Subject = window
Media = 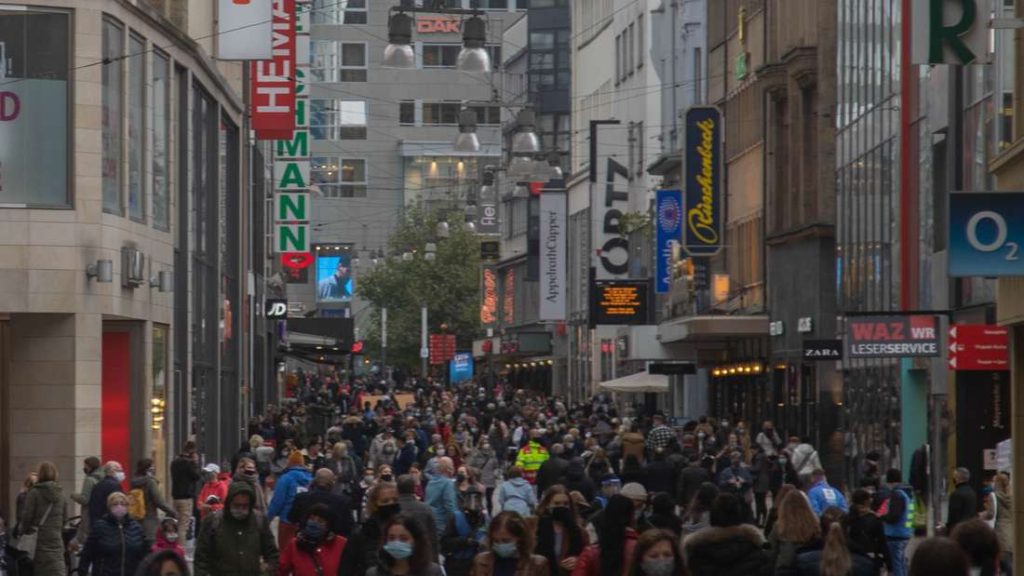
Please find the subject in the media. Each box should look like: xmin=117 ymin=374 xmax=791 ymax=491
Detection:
xmin=422 ymin=44 xmax=501 ymax=68
xmin=626 ymin=24 xmax=634 ymax=77
xmin=529 ymin=30 xmax=569 ymax=92
xmin=636 ymin=15 xmax=644 ymax=68
xmin=341 ymin=43 xmax=367 ymax=81
xmin=152 ymin=51 xmax=170 ymax=230
xmin=694 ymin=47 xmax=702 ymax=103
xmin=102 ymin=18 xmax=124 ymax=215
xmin=311 ymin=99 xmax=367 ymax=140
xmin=525 ymin=0 xmax=569 ymax=6
xmin=614 ymin=33 xmax=621 ymax=84
xmin=470 ymin=0 xmax=509 ymax=9
xmin=422 ymin=102 xmax=461 ymax=125
xmin=312 ymin=157 xmax=367 ymax=197
xmin=312 ymin=0 xmax=366 ymax=24
xmin=538 ymin=113 xmax=570 ymax=152
xmin=400 ymin=101 xmax=415 ymax=125
xmin=128 ymin=34 xmax=145 ymax=221
xmin=470 ymin=105 xmax=501 ymax=125
xmin=311 ymin=41 xmax=367 ymax=82
xmin=0 ymin=9 xmax=70 ymax=207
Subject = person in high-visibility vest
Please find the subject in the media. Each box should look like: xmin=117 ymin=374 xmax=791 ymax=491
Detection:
xmin=879 ymin=468 xmax=914 ymax=576
xmin=515 ymin=430 xmax=549 ymax=485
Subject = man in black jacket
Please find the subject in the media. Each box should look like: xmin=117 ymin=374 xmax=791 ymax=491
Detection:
xmin=676 ymin=456 xmax=712 ymax=510
xmin=287 ymin=468 xmax=354 ymax=537
xmin=170 ymin=441 xmax=201 ymax=543
xmin=946 ymin=467 xmax=977 ymax=534
xmin=87 ymin=461 xmax=125 ymax=529
xmin=535 ymin=443 xmax=569 ymax=495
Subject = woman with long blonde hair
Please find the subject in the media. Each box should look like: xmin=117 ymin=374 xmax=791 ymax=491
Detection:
xmin=768 ymin=491 xmax=822 ymax=575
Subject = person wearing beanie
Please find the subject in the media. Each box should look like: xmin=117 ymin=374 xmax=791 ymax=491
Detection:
xmin=621 ymin=483 xmax=654 ymax=532
xmin=269 ymin=448 xmax=313 ymax=550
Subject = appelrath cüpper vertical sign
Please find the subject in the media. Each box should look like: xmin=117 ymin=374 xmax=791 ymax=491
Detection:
xmin=539 ymin=189 xmax=566 ymax=320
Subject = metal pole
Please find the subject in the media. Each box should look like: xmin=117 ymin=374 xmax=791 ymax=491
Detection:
xmin=421 ymin=305 xmax=428 ymax=379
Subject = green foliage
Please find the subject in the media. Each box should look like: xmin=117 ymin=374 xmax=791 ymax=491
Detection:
xmin=357 ymin=206 xmax=481 ymax=370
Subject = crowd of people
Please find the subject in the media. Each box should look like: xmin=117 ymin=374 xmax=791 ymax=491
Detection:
xmin=0 ymin=373 xmax=1015 ymax=576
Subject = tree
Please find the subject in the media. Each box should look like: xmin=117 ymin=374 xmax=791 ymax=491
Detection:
xmin=357 ymin=207 xmax=481 ymax=371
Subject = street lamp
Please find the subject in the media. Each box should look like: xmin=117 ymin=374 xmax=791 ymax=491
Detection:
xmin=511 ymin=109 xmax=541 ymax=155
xmin=454 ymin=109 xmax=481 ymax=153
xmin=457 ymin=15 xmax=491 ymax=72
xmin=383 ymin=12 xmax=415 ymax=69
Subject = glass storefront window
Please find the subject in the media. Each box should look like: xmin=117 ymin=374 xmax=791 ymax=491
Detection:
xmin=403 ymin=156 xmax=480 ymax=207
xmin=152 ymin=52 xmax=170 ymax=230
xmin=128 ymin=34 xmax=145 ymax=222
xmin=103 ymin=18 xmax=124 ymax=214
xmin=0 ymin=9 xmax=70 ymax=207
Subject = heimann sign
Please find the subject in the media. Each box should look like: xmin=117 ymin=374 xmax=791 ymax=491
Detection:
xmin=252 ymin=0 xmax=296 ymax=138
xmin=846 ymin=315 xmax=941 ymax=358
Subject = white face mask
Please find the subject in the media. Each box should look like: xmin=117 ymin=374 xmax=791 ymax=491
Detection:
xmin=114 ymin=471 xmax=126 ymax=482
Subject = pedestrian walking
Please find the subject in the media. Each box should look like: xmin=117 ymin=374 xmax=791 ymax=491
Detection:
xmin=18 ymin=461 xmax=67 ymax=576
xmin=368 ymin=515 xmax=445 ymax=576
xmin=949 ymin=518 xmax=1011 ymax=576
xmin=287 ymin=468 xmax=355 ymax=538
xmin=136 ymin=549 xmax=191 ymax=576
xmin=515 ymin=430 xmax=550 ymax=485
xmin=268 ymin=450 xmax=313 ymax=550
xmin=78 ymin=491 xmax=146 ymax=576
xmin=807 ymin=469 xmax=848 ymax=516
xmin=683 ymin=493 xmax=771 ymax=576
xmin=169 ymin=441 xmax=201 ymax=544
xmin=340 ymin=481 xmax=401 ymax=575
xmin=397 ymin=474 xmax=440 ymax=556
xmin=846 ymin=489 xmax=890 ymax=573
xmin=152 ymin=517 xmax=186 ymax=559
xmin=233 ymin=457 xmax=268 ymax=513
xmin=789 ymin=438 xmax=823 ymax=487
xmin=70 ymin=456 xmax=103 ymax=546
xmin=875 ymin=469 xmax=914 ymax=576
xmin=768 ymin=489 xmax=823 ymax=575
xmin=193 ymin=480 xmax=278 ymax=576
xmin=496 ymin=466 xmax=536 ymax=517
xmin=629 ymin=529 xmax=687 ymax=576
xmin=794 ymin=507 xmax=877 ymax=576
xmin=277 ymin=503 xmax=348 ymax=576
xmin=441 ymin=488 xmax=489 ymax=576
xmin=908 ymin=537 xmax=970 ymax=576
xmin=469 ymin=511 xmax=550 ymax=576
xmin=946 ymin=467 xmax=977 ymax=535
xmin=197 ymin=463 xmax=229 ymax=521
xmin=534 ymin=485 xmax=588 ymax=576
xmin=425 ymin=457 xmax=459 ymax=539
xmin=129 ymin=458 xmax=178 ymax=549
xmin=572 ymin=495 xmax=637 ymax=576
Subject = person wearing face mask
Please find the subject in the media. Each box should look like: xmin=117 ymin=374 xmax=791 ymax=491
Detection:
xmin=277 ymin=504 xmax=348 ymax=576
xmin=194 ymin=479 xmax=278 ymax=576
xmin=629 ymin=530 xmax=687 ymax=576
xmin=79 ymin=491 xmax=147 ymax=576
xmin=197 ymin=464 xmax=230 ymax=521
xmin=441 ymin=488 xmax=490 ymax=576
xmin=470 ymin=511 xmax=549 ymax=576
xmin=71 ymin=456 xmax=104 ymax=549
xmin=572 ymin=495 xmax=637 ymax=576
xmin=232 ymin=457 xmax=268 ymax=513
xmin=341 ymin=481 xmax=402 ymax=575
xmin=87 ymin=461 xmax=127 ymax=536
xmin=368 ymin=516 xmax=444 ymax=576
xmin=456 ymin=467 xmax=486 ymax=506
xmin=288 ymin=468 xmax=355 ymax=538
xmin=152 ymin=517 xmax=186 ymax=558
xmin=466 ymin=438 xmax=499 ymax=511
xmin=534 ymin=486 xmax=588 ymax=576
xmin=128 ymin=458 xmax=178 ymax=549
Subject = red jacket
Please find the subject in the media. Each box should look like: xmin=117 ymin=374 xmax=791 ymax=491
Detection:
xmin=571 ymin=529 xmax=638 ymax=576
xmin=197 ymin=474 xmax=230 ymax=519
xmin=277 ymin=534 xmax=347 ymax=576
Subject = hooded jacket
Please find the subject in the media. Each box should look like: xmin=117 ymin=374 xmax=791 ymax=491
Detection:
xmin=20 ymin=480 xmax=68 ymax=575
xmin=683 ymin=524 xmax=772 ymax=576
xmin=129 ymin=474 xmax=177 ymax=540
xmin=78 ymin=511 xmax=147 ymax=576
xmin=194 ymin=480 xmax=279 ymax=576
xmin=268 ymin=465 xmax=313 ymax=523
xmin=498 ymin=477 xmax=537 ymax=517
xmin=232 ymin=469 xmax=268 ymax=512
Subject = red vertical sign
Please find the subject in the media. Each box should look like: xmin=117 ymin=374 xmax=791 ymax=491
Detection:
xmin=252 ymin=0 xmax=296 ymax=139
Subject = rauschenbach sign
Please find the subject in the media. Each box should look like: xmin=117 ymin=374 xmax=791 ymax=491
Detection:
xmin=683 ymin=107 xmax=722 ymax=257
xmin=845 ymin=315 xmax=942 ymax=359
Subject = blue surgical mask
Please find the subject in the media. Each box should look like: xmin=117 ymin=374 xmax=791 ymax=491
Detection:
xmin=642 ymin=558 xmax=675 ymax=576
xmin=384 ymin=540 xmax=414 ymax=560
xmin=493 ymin=542 xmax=519 ymax=558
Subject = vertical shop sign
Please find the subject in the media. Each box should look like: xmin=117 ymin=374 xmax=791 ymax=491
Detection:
xmin=252 ymin=0 xmax=296 ymax=137
xmin=540 ymin=189 xmax=567 ymax=320
xmin=655 ymin=189 xmax=683 ymax=293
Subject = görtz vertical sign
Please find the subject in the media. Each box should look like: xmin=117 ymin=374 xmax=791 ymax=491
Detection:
xmin=252 ymin=0 xmax=297 ymax=139
xmin=683 ymin=106 xmax=722 ymax=257
xmin=272 ymin=0 xmax=311 ymax=256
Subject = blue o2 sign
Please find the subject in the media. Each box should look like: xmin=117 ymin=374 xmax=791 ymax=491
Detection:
xmin=949 ymin=192 xmax=1024 ymax=277
xmin=683 ymin=106 xmax=722 ymax=257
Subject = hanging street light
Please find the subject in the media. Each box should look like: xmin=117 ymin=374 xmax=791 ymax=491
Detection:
xmin=511 ymin=109 xmax=541 ymax=155
xmin=457 ymin=15 xmax=490 ymax=72
xmin=454 ymin=109 xmax=481 ymax=152
xmin=383 ymin=12 xmax=415 ymax=69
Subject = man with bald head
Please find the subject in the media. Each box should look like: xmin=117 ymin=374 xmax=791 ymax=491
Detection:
xmin=87 ymin=461 xmax=125 ymax=530
xmin=288 ymin=467 xmax=354 ymax=537
xmin=425 ymin=456 xmax=458 ymax=539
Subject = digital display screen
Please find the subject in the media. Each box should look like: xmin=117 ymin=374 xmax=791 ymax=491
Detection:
xmin=315 ymin=248 xmax=354 ymax=302
xmin=590 ymin=281 xmax=649 ymax=326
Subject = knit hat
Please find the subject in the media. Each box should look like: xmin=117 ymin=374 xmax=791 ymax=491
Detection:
xmin=621 ymin=482 xmax=647 ymax=500
xmin=287 ymin=451 xmax=306 ymax=468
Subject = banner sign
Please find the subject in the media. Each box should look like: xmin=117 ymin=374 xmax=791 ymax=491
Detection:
xmin=217 ymin=0 xmax=273 ymax=60
xmin=429 ymin=334 xmax=457 ymax=365
xmin=911 ymin=0 xmax=990 ymax=65
xmin=252 ymin=0 xmax=296 ymax=137
xmin=590 ymin=121 xmax=631 ymax=280
xmin=803 ymin=339 xmax=843 ymax=361
xmin=846 ymin=315 xmax=941 ymax=358
xmin=683 ymin=106 xmax=723 ymax=257
xmin=948 ymin=192 xmax=1024 ymax=277
xmin=449 ymin=352 xmax=474 ymax=383
xmin=948 ymin=324 xmax=1009 ymax=371
xmin=656 ymin=189 xmax=683 ymax=293
xmin=480 ymin=266 xmax=498 ymax=328
xmin=590 ymin=280 xmax=649 ymax=326
xmin=540 ymin=190 xmax=567 ymax=320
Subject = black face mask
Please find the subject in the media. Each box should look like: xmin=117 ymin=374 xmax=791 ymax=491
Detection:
xmin=550 ymin=506 xmax=573 ymax=524
xmin=377 ymin=503 xmax=401 ymax=521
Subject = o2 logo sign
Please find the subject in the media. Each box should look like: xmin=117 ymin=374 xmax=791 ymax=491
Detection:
xmin=949 ymin=192 xmax=1024 ymax=277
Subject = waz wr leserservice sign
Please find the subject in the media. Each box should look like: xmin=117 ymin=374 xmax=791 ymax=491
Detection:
xmin=683 ymin=107 xmax=722 ymax=257
xmin=845 ymin=315 xmax=941 ymax=359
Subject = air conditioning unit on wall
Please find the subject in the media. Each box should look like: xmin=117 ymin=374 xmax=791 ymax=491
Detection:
xmin=121 ymin=247 xmax=146 ymax=288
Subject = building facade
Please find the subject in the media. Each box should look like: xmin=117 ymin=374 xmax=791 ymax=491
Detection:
xmin=0 ymin=0 xmax=262 ymax=513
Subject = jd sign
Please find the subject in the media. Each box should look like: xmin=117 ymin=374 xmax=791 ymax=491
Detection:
xmin=912 ymin=0 xmax=990 ymax=65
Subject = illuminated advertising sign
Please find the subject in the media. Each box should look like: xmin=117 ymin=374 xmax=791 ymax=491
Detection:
xmin=217 ymin=0 xmax=273 ymax=60
xmin=948 ymin=192 xmax=1024 ymax=277
xmin=846 ymin=315 xmax=941 ymax=358
xmin=416 ymin=16 xmax=461 ymax=34
xmin=480 ymin=266 xmax=498 ymax=328
xmin=683 ymin=106 xmax=722 ymax=256
xmin=655 ymin=190 xmax=683 ymax=293
xmin=450 ymin=352 xmax=474 ymax=383
xmin=590 ymin=281 xmax=649 ymax=327
xmin=503 ymin=267 xmax=515 ymax=325
xmin=315 ymin=247 xmax=354 ymax=303
xmin=252 ymin=0 xmax=296 ymax=138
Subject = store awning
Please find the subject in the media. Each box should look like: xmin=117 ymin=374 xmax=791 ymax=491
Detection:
xmin=598 ymin=370 xmax=669 ymax=394
xmin=657 ymin=315 xmax=769 ymax=343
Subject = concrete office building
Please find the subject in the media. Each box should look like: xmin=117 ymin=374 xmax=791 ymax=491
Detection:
xmin=0 ymin=0 xmax=263 ymax=514
xmin=301 ymin=0 xmax=525 ymax=330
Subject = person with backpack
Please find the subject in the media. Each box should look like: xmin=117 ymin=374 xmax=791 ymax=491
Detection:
xmin=194 ymin=480 xmax=278 ymax=576
xmin=129 ymin=458 xmax=178 ymax=549
xmin=441 ymin=488 xmax=489 ymax=576
xmin=876 ymin=469 xmax=915 ymax=576
xmin=268 ymin=451 xmax=313 ymax=550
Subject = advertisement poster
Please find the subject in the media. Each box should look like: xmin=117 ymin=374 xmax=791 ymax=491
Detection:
xmin=316 ymin=251 xmax=354 ymax=302
xmin=656 ymin=190 xmax=683 ymax=293
xmin=449 ymin=352 xmax=474 ymax=383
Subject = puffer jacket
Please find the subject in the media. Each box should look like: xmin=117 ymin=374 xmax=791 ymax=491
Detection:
xmin=78 ymin=513 xmax=147 ymax=576
xmin=683 ymin=524 xmax=772 ymax=576
xmin=20 ymin=481 xmax=68 ymax=575
xmin=498 ymin=477 xmax=537 ymax=517
xmin=194 ymin=480 xmax=279 ymax=576
xmin=268 ymin=465 xmax=312 ymax=524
